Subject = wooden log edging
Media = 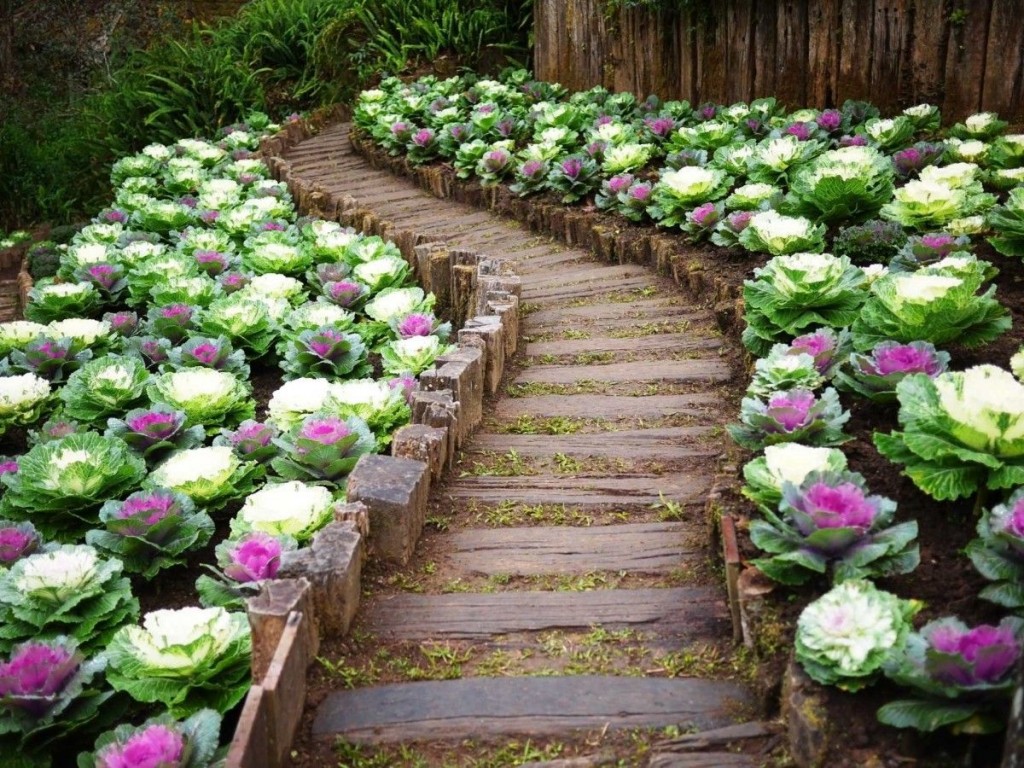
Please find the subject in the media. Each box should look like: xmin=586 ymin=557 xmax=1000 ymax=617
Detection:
xmin=225 ymin=119 xmax=523 ymax=768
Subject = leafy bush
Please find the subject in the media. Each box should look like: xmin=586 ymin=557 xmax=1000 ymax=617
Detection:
xmin=831 ymin=219 xmax=908 ymax=265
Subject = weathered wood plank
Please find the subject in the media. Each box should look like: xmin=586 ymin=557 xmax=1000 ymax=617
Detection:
xmin=468 ymin=427 xmax=717 ymax=459
xmin=521 ymin=275 xmax=660 ymax=302
xmin=495 ymin=393 xmax=720 ymax=420
xmin=312 ymin=676 xmax=753 ymax=742
xmin=696 ymin=9 xmax=728 ymax=105
xmin=807 ymin=0 xmax=840 ymax=106
xmin=647 ymin=754 xmax=756 ymax=768
xmin=444 ymin=522 xmax=703 ymax=575
xmin=982 ymin=0 xmax=1024 ymax=117
xmin=836 ymin=0 xmax=874 ymax=103
xmin=753 ymin=0 xmax=779 ymax=98
xmin=525 ymin=298 xmax=710 ymax=325
xmin=513 ymin=360 xmax=732 ymax=385
xmin=943 ymin=0 xmax=992 ymax=118
xmin=525 ymin=333 xmax=721 ymax=357
xmin=726 ymin=1 xmax=755 ymax=103
xmin=519 ymin=264 xmax=652 ymax=290
xmin=447 ymin=474 xmax=710 ymax=508
xmin=909 ymin=0 xmax=950 ymax=106
xmin=679 ymin=7 xmax=699 ymax=101
xmin=775 ymin=0 xmax=809 ymax=108
xmin=869 ymin=0 xmax=910 ymax=115
xmin=365 ymin=587 xmax=729 ymax=640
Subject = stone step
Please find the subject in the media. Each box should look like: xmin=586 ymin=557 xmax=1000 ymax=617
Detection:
xmin=467 ymin=427 xmax=717 ymax=460
xmin=513 ymin=360 xmax=732 ymax=385
xmin=365 ymin=587 xmax=729 ymax=641
xmin=442 ymin=522 xmax=702 ymax=576
xmin=312 ymin=675 xmax=752 ymax=743
xmin=525 ymin=333 xmax=721 ymax=357
xmin=495 ymin=393 xmax=720 ymax=420
xmin=445 ymin=474 xmax=709 ymax=507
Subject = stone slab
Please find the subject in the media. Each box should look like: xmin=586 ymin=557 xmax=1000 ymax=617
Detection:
xmin=495 ymin=393 xmax=719 ymax=420
xmin=445 ymin=473 xmax=710 ymax=507
xmin=512 ymin=359 xmax=732 ymax=385
xmin=467 ymin=427 xmax=717 ymax=460
xmin=346 ymin=454 xmax=430 ymax=565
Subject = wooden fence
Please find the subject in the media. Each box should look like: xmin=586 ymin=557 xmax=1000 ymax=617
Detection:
xmin=534 ymin=0 xmax=1024 ymax=122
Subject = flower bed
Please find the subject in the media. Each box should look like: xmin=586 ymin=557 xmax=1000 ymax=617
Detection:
xmin=0 ymin=113 xmax=466 ymax=766
xmin=350 ymin=70 xmax=1024 ymax=765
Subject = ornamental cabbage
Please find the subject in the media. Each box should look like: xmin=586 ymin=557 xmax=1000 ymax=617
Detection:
xmin=0 ymin=433 xmax=147 ymax=539
xmin=878 ymin=616 xmax=1023 ymax=733
xmin=0 ymin=545 xmax=138 ymax=653
xmin=162 ymin=335 xmax=249 ymax=378
xmin=874 ymin=366 xmax=1024 ymax=500
xmin=380 ymin=335 xmax=455 ymax=376
xmin=749 ymin=470 xmax=918 ymax=585
xmin=742 ymin=443 xmax=848 ymax=513
xmin=195 ymin=533 xmax=295 ymax=612
xmin=271 ymin=413 xmax=376 ymax=484
xmin=197 ymin=296 xmax=278 ymax=358
xmin=728 ymin=387 xmax=851 ymax=450
xmin=280 ymin=325 xmax=370 ymax=381
xmin=105 ymin=405 xmax=205 ymax=463
xmin=147 ymin=368 xmax=254 ymax=433
xmin=105 ymin=607 xmax=251 ymax=717
xmin=851 ymin=270 xmax=1009 ymax=351
xmin=59 ymin=356 xmax=150 ymax=426
xmin=788 ymin=145 xmax=895 ymax=224
xmin=741 ymin=252 xmax=867 ymax=355
xmin=880 ymin=178 xmax=994 ymax=230
xmin=325 ymin=378 xmax=412 ymax=448
xmin=647 ymin=166 xmax=733 ymax=227
xmin=146 ymin=446 xmax=261 ymax=512
xmin=986 ymin=186 xmax=1024 ymax=257
xmin=231 ymin=481 xmax=334 ymax=543
xmin=0 ymin=636 xmax=115 ymax=759
xmin=25 ymin=282 xmax=103 ymax=324
xmin=363 ymin=287 xmax=432 ymax=323
xmin=213 ymin=420 xmax=279 ymax=464
xmin=746 ymin=349 xmax=825 ymax=399
xmin=738 ymin=211 xmax=826 ymax=256
xmin=241 ymin=240 xmax=311 ymax=276
xmin=0 ymin=373 xmax=52 ymax=435
xmin=835 ymin=340 xmax=950 ymax=402
xmin=966 ymin=488 xmax=1024 ymax=611
xmin=80 ymin=709 xmax=222 ymax=768
xmin=795 ymin=579 xmax=920 ymax=691
xmin=86 ymin=489 xmax=214 ymax=579
xmin=0 ymin=321 xmax=48 ymax=358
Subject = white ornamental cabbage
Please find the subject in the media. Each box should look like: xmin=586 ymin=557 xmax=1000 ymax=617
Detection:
xmin=363 ymin=286 xmax=429 ymax=322
xmin=267 ymin=377 xmax=340 ymax=431
xmin=244 ymin=273 xmax=305 ymax=302
xmin=0 ymin=373 xmax=50 ymax=417
xmin=741 ymin=443 xmax=848 ymax=511
xmin=739 ymin=211 xmax=826 ymax=256
xmin=933 ymin=365 xmax=1024 ymax=455
xmin=13 ymin=544 xmax=100 ymax=602
xmin=919 ymin=162 xmax=981 ymax=189
xmin=147 ymin=446 xmax=256 ymax=509
xmin=148 ymin=368 xmax=253 ymax=431
xmin=231 ymin=481 xmax=334 ymax=542
xmin=891 ymin=274 xmax=962 ymax=304
xmin=795 ymin=579 xmax=918 ymax=690
xmin=48 ymin=318 xmax=112 ymax=347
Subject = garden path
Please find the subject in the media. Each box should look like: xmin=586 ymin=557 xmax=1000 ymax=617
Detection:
xmin=282 ymin=123 xmax=769 ymax=766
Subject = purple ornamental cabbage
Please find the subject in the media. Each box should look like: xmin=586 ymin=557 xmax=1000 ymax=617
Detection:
xmin=890 ymin=232 xmax=972 ymax=271
xmin=838 ymin=134 xmax=869 ymax=147
xmin=145 ymin=303 xmax=194 ymax=344
xmin=509 ymin=159 xmax=550 ymax=197
xmin=878 ymin=615 xmax=1024 ymax=733
xmin=695 ymin=103 xmax=717 ymax=121
xmin=788 ymin=327 xmax=851 ymax=378
xmin=0 ymin=638 xmax=82 ymax=718
xmin=891 ymin=142 xmax=946 ymax=180
xmin=99 ymin=209 xmax=128 ymax=224
xmin=785 ymin=122 xmax=815 ymax=141
xmin=0 ymin=519 xmax=38 ymax=566
xmin=270 ymin=413 xmax=376 ymax=482
xmin=126 ymin=336 xmax=173 ymax=368
xmin=547 ymin=155 xmax=600 ymax=204
xmin=222 ymin=532 xmax=283 ymax=583
xmin=281 ymin=325 xmax=368 ymax=380
xmin=105 ymin=405 xmax=205 ymax=460
xmin=966 ymin=488 xmax=1024 ymax=610
xmin=7 ymin=335 xmax=92 ymax=383
xmin=681 ymin=202 xmax=724 ymax=242
xmin=750 ymin=469 xmax=916 ymax=584
xmin=103 ymin=311 xmax=140 ymax=337
xmin=88 ymin=488 xmax=213 ymax=578
xmin=816 ymin=110 xmax=843 ymax=134
xmin=96 ymin=723 xmax=185 ymax=768
xmin=164 ymin=336 xmax=249 ymax=377
xmin=728 ymin=387 xmax=851 ymax=450
xmin=0 ymin=457 xmax=18 ymax=477
xmin=322 ymin=280 xmax=366 ymax=308
xmin=616 ymin=181 xmax=654 ymax=223
xmin=194 ymin=250 xmax=231 ymax=276
xmin=643 ymin=116 xmax=677 ymax=141
xmin=595 ymin=173 xmax=636 ymax=211
xmin=837 ymin=340 xmax=950 ymax=402
xmin=214 ymin=419 xmax=279 ymax=463
xmin=392 ymin=312 xmax=450 ymax=342
xmin=198 ymin=210 xmax=220 ymax=225
xmin=217 ymin=271 xmax=250 ymax=294
xmin=75 ymin=263 xmax=127 ymax=298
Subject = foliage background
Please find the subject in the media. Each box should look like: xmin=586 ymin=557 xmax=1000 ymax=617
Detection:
xmin=0 ymin=0 xmax=532 ymax=229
